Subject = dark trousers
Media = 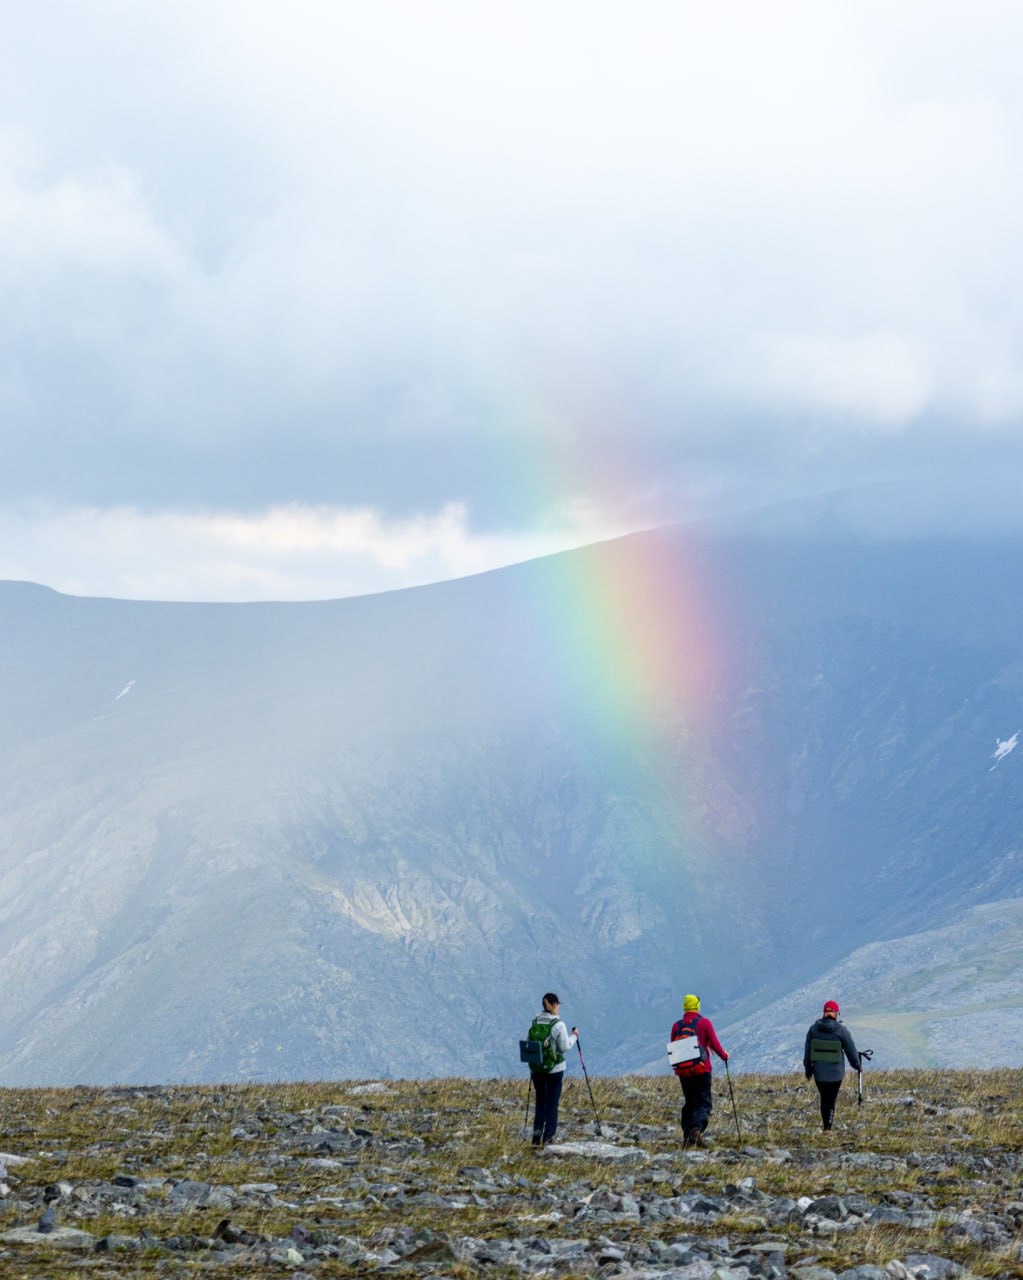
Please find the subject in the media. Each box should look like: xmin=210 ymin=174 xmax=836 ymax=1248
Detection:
xmin=678 ymin=1072 xmax=713 ymax=1134
xmin=531 ymin=1070 xmax=564 ymax=1143
xmin=815 ymin=1078 xmax=842 ymax=1129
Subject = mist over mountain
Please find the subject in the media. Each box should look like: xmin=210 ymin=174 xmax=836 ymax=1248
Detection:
xmin=0 ymin=516 xmax=1020 ymax=1083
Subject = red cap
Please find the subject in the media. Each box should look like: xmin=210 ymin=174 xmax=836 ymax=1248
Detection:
xmin=823 ymin=1000 xmax=839 ymax=1015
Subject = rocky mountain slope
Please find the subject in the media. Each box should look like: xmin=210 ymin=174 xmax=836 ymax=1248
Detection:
xmin=0 ymin=516 xmax=1020 ymax=1081
xmin=722 ymin=897 xmax=1023 ymax=1073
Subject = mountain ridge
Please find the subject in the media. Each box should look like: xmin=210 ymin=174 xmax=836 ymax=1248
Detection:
xmin=0 ymin=522 xmax=1020 ymax=1082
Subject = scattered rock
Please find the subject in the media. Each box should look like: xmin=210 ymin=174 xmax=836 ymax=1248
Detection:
xmin=543 ymin=1141 xmax=647 ymax=1160
xmin=901 ymin=1256 xmax=964 ymax=1280
xmin=0 ymin=1077 xmax=1014 ymax=1279
xmin=0 ymin=1225 xmax=95 ymax=1249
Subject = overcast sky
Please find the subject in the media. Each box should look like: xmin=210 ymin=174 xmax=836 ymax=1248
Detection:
xmin=2 ymin=1 xmax=1022 ymax=601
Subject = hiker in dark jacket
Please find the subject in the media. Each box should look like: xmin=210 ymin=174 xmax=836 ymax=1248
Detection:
xmin=529 ymin=993 xmax=578 ymax=1146
xmin=669 ymin=994 xmax=729 ymax=1147
xmin=803 ymin=999 xmax=861 ymax=1131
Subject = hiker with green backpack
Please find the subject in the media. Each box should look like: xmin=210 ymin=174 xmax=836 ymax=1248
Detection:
xmin=803 ymin=999 xmax=861 ymax=1132
xmin=524 ymin=993 xmax=578 ymax=1146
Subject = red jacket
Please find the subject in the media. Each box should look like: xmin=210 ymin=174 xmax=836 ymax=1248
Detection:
xmin=670 ymin=1011 xmax=728 ymax=1075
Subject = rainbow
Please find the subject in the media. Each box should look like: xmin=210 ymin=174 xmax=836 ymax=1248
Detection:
xmin=519 ymin=524 xmax=732 ymax=732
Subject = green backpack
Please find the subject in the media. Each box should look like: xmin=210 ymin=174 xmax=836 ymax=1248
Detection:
xmin=809 ymin=1035 xmax=843 ymax=1064
xmin=526 ymin=1015 xmax=564 ymax=1072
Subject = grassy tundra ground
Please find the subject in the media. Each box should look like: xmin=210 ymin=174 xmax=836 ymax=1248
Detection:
xmin=0 ymin=1069 xmax=1021 ymax=1278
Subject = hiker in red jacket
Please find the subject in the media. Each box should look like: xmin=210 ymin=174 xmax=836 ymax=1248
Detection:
xmin=669 ymin=993 xmax=729 ymax=1147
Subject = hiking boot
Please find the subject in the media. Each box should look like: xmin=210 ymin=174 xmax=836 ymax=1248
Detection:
xmin=687 ymin=1127 xmax=705 ymax=1147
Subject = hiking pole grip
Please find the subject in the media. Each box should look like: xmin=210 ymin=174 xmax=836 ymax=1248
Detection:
xmin=857 ymin=1048 xmax=871 ymax=1107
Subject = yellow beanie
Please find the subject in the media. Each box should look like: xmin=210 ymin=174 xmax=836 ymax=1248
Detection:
xmin=683 ymin=994 xmax=700 ymax=1012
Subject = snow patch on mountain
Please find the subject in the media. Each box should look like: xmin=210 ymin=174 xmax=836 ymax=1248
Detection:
xmin=991 ymin=731 xmax=1019 ymax=769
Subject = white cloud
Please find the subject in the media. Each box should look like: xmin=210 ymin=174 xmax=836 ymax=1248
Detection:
xmin=3 ymin=4 xmax=1023 ymax=433
xmin=3 ymin=1 xmax=1023 ymax=587
xmin=0 ymin=126 xmax=187 ymax=297
xmin=754 ymin=331 xmax=933 ymax=428
xmin=0 ymin=502 xmax=634 ymax=602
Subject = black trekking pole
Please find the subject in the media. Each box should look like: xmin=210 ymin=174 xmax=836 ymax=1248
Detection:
xmin=574 ymin=1034 xmax=603 ymax=1136
xmin=857 ymin=1049 xmax=873 ymax=1107
xmin=725 ymin=1060 xmax=742 ymax=1142
xmin=523 ymin=1073 xmax=533 ymax=1137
